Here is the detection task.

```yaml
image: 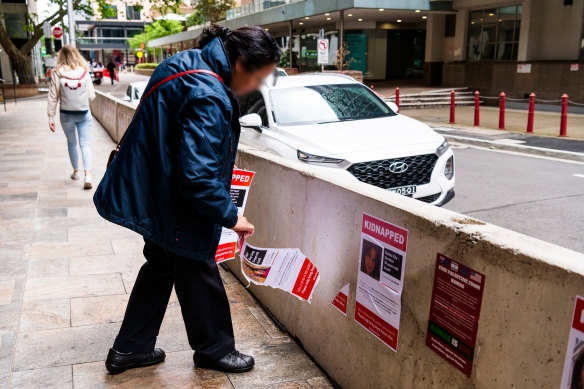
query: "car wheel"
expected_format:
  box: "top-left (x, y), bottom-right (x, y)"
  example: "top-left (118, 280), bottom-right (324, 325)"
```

top-left (94, 79), bottom-right (101, 85)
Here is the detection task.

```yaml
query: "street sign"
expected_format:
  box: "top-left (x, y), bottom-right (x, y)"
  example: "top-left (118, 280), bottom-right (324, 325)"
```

top-left (43, 21), bottom-right (51, 37)
top-left (317, 38), bottom-right (329, 65)
top-left (140, 43), bottom-right (145, 49)
top-left (136, 51), bottom-right (143, 58)
top-left (52, 26), bottom-right (63, 40)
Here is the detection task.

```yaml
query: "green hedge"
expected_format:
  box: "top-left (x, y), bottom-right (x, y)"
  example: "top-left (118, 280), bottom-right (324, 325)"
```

top-left (136, 63), bottom-right (159, 69)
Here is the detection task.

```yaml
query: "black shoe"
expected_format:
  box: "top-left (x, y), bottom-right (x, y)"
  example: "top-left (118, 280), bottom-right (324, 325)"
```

top-left (194, 350), bottom-right (254, 373)
top-left (105, 348), bottom-right (166, 375)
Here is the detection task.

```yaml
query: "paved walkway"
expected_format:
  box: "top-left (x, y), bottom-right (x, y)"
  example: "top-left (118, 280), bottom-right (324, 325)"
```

top-left (0, 98), bottom-right (332, 388)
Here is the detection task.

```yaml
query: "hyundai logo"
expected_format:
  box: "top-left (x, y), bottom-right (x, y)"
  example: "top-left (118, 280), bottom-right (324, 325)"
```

top-left (388, 161), bottom-right (408, 174)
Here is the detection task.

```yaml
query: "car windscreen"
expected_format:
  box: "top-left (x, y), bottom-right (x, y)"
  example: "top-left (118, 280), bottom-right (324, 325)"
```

top-left (270, 83), bottom-right (395, 125)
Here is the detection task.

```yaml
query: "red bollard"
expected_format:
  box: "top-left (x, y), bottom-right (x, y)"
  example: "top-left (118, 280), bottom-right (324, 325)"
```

top-left (396, 87), bottom-right (400, 113)
top-left (474, 91), bottom-right (480, 126)
top-left (449, 90), bottom-right (455, 124)
top-left (499, 92), bottom-right (506, 130)
top-left (526, 93), bottom-right (535, 133)
top-left (560, 94), bottom-right (568, 137)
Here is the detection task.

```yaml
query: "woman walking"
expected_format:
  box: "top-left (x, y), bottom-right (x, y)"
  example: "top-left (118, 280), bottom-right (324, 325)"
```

top-left (94, 25), bottom-right (280, 375)
top-left (48, 44), bottom-right (96, 189)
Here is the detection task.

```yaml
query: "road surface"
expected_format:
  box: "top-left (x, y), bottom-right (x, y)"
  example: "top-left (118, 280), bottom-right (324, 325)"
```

top-left (95, 71), bottom-right (150, 100)
top-left (444, 144), bottom-right (584, 253)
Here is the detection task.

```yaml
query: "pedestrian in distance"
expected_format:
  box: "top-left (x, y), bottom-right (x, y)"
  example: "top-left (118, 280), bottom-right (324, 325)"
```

top-left (47, 44), bottom-right (96, 189)
top-left (94, 24), bottom-right (281, 375)
top-left (106, 59), bottom-right (116, 85)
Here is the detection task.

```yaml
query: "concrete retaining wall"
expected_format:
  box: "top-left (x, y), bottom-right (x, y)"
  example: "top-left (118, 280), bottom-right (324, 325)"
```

top-left (228, 146), bottom-right (584, 389)
top-left (91, 91), bottom-right (584, 389)
top-left (89, 90), bottom-right (135, 143)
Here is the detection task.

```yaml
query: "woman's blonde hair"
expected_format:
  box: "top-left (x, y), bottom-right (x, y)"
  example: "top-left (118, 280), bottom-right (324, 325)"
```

top-left (56, 45), bottom-right (89, 71)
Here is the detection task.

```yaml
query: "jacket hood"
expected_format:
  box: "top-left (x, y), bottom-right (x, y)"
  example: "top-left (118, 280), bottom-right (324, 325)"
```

top-left (200, 37), bottom-right (232, 86)
top-left (54, 65), bottom-right (88, 78)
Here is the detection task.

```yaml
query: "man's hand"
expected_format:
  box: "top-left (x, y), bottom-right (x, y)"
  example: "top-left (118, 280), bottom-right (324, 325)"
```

top-left (49, 123), bottom-right (55, 132)
top-left (232, 214), bottom-right (254, 239)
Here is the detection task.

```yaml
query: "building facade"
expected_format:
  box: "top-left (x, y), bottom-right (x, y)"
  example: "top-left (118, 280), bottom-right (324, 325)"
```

top-left (148, 0), bottom-right (584, 101)
top-left (0, 0), bottom-right (43, 83)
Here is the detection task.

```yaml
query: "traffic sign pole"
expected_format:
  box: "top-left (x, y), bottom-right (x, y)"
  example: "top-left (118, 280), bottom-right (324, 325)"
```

top-left (67, 0), bottom-right (75, 47)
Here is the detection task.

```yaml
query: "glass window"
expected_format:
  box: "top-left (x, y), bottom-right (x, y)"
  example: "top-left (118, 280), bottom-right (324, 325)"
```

top-left (467, 5), bottom-right (522, 62)
top-left (126, 28), bottom-right (143, 38)
top-left (126, 5), bottom-right (142, 20)
top-left (270, 84), bottom-right (394, 126)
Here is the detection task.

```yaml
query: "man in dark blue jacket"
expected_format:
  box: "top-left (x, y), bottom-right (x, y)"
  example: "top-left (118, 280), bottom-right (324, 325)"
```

top-left (94, 26), bottom-right (280, 375)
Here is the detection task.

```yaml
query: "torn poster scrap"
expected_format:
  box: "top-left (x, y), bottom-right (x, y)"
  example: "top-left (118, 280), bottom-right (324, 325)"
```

top-left (215, 169), bottom-right (255, 263)
top-left (331, 283), bottom-right (349, 316)
top-left (240, 241), bottom-right (320, 302)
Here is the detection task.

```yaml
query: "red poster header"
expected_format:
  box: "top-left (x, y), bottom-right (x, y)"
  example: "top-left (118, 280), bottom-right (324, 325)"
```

top-left (362, 214), bottom-right (408, 251)
top-left (572, 297), bottom-right (584, 333)
top-left (232, 170), bottom-right (255, 187)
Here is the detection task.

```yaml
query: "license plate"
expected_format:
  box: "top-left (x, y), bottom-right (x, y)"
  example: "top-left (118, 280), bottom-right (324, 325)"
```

top-left (389, 185), bottom-right (417, 197)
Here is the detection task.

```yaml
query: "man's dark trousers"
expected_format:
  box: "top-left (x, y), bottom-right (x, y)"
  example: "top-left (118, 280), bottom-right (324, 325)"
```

top-left (113, 238), bottom-right (235, 359)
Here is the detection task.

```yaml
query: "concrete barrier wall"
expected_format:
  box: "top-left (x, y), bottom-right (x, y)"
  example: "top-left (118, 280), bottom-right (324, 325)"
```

top-left (91, 91), bottom-right (584, 388)
top-left (228, 146), bottom-right (584, 389)
top-left (90, 90), bottom-right (135, 143)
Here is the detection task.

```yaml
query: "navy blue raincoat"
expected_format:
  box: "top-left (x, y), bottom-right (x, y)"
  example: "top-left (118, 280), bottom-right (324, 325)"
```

top-left (94, 37), bottom-right (240, 261)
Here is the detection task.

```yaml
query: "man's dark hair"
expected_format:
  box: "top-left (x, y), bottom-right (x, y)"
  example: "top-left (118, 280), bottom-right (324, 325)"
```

top-left (198, 24), bottom-right (281, 71)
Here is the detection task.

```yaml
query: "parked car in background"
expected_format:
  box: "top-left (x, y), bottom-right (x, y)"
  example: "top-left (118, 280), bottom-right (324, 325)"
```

top-left (238, 73), bottom-right (455, 206)
top-left (123, 81), bottom-right (148, 106)
top-left (90, 65), bottom-right (103, 85)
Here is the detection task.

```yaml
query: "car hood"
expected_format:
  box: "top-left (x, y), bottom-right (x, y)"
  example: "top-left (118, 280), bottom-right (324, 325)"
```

top-left (277, 115), bottom-right (444, 161)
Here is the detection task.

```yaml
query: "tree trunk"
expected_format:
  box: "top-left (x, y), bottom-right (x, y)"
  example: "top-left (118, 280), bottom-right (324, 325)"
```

top-left (11, 51), bottom-right (36, 85)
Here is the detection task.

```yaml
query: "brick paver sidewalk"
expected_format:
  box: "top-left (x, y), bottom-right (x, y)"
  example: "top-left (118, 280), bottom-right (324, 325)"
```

top-left (0, 97), bottom-right (331, 388)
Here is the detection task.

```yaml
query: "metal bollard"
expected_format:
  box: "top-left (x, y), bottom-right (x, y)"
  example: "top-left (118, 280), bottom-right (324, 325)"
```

top-left (474, 91), bottom-right (480, 126)
top-left (560, 94), bottom-right (568, 137)
top-left (395, 87), bottom-right (400, 113)
top-left (449, 90), bottom-right (455, 124)
top-left (526, 93), bottom-right (535, 133)
top-left (499, 92), bottom-right (505, 130)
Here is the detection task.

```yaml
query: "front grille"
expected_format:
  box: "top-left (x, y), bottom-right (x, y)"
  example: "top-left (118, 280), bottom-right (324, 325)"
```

top-left (417, 193), bottom-right (441, 204)
top-left (347, 154), bottom-right (438, 190)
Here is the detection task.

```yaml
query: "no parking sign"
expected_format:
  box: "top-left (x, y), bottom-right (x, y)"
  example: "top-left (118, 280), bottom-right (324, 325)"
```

top-left (317, 39), bottom-right (329, 65)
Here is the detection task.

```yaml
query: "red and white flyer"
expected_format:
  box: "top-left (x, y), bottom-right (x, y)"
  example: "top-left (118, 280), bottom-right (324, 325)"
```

top-left (561, 296), bottom-right (584, 389)
top-left (331, 283), bottom-right (349, 316)
top-left (354, 213), bottom-right (409, 352)
top-left (240, 241), bottom-right (320, 302)
top-left (215, 169), bottom-right (255, 263)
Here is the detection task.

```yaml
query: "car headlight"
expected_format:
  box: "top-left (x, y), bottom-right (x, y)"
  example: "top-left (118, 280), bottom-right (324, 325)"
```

top-left (444, 156), bottom-right (454, 180)
top-left (297, 150), bottom-right (346, 164)
top-left (436, 140), bottom-right (450, 157)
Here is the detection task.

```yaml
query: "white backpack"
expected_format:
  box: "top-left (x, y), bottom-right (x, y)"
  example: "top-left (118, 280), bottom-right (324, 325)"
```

top-left (59, 70), bottom-right (89, 112)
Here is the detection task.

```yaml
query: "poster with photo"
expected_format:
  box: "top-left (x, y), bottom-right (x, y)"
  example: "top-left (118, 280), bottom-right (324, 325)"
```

top-left (354, 213), bottom-right (409, 352)
top-left (561, 296), bottom-right (584, 389)
top-left (215, 169), bottom-right (255, 263)
top-left (240, 241), bottom-right (320, 302)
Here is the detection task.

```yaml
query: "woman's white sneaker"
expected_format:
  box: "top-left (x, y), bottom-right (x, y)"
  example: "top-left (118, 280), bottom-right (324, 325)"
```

top-left (71, 171), bottom-right (81, 180)
top-left (84, 174), bottom-right (93, 190)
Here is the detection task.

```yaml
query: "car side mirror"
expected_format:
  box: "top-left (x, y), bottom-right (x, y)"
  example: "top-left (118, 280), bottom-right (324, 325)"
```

top-left (122, 95), bottom-right (131, 102)
top-left (239, 113), bottom-right (263, 133)
top-left (386, 101), bottom-right (399, 113)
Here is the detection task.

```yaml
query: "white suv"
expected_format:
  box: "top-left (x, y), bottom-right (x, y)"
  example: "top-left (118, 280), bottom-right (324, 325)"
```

top-left (238, 73), bottom-right (455, 206)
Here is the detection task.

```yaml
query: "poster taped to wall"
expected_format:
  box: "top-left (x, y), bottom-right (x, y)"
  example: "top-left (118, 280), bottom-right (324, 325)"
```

top-left (215, 169), bottom-right (255, 263)
top-left (240, 241), bottom-right (320, 302)
top-left (354, 213), bottom-right (409, 352)
top-left (331, 283), bottom-right (349, 316)
top-left (426, 253), bottom-right (485, 377)
top-left (560, 296), bottom-right (584, 389)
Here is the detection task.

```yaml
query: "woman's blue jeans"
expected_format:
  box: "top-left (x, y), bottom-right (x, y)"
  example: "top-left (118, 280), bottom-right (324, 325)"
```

top-left (60, 111), bottom-right (93, 171)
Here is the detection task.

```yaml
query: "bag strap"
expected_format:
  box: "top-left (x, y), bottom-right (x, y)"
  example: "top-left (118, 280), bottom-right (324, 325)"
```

top-left (63, 69), bottom-right (87, 81)
top-left (114, 69), bottom-right (224, 153)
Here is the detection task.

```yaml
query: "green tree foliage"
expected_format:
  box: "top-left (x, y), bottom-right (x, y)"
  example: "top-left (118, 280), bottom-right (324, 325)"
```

top-left (194, 0), bottom-right (235, 24)
top-left (128, 19), bottom-right (184, 57)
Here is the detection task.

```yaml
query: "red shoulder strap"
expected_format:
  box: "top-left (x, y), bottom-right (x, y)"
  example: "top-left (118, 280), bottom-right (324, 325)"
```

top-left (138, 69), bottom-right (224, 109)
top-left (64, 69), bottom-right (87, 80)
